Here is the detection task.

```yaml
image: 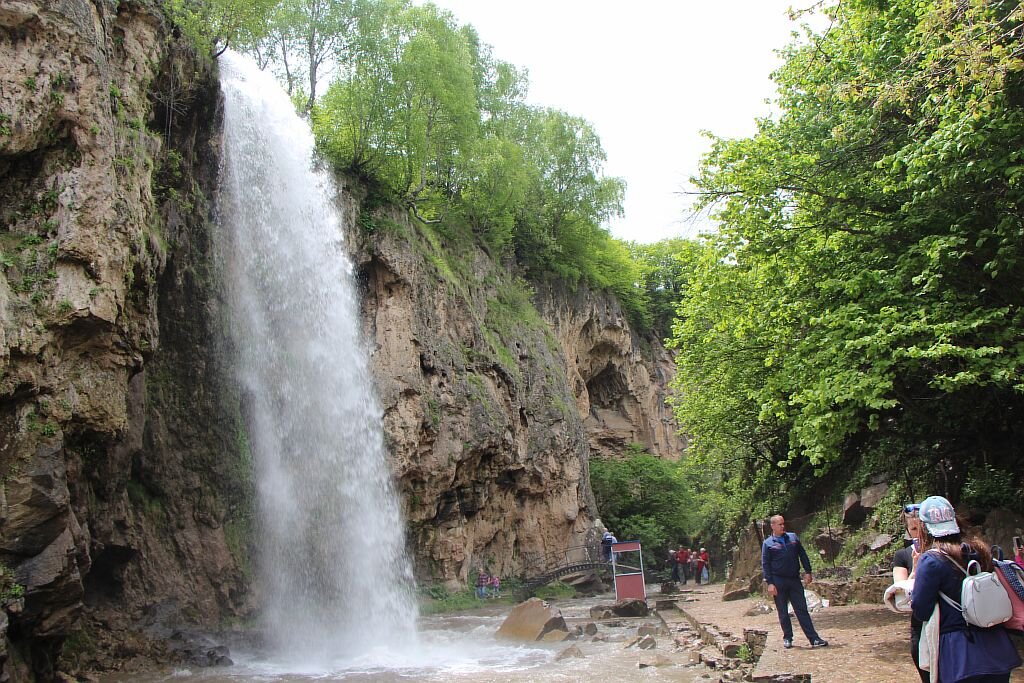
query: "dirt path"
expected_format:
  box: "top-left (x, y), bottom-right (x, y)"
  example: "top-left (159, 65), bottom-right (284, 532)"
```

top-left (661, 583), bottom-right (1024, 682)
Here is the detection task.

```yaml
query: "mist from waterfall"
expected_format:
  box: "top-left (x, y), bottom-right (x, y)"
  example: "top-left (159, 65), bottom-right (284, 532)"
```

top-left (216, 50), bottom-right (418, 667)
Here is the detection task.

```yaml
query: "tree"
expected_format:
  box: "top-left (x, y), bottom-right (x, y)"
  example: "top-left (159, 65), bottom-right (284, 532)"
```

top-left (671, 0), bottom-right (1024, 507)
top-left (167, 0), bottom-right (279, 57)
top-left (589, 449), bottom-right (696, 567)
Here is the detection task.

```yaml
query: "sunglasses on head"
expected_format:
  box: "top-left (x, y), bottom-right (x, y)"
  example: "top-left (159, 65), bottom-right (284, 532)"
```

top-left (904, 504), bottom-right (921, 513)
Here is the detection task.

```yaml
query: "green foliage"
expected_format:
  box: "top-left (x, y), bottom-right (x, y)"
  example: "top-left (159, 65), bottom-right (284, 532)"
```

top-left (670, 0), bottom-right (1024, 519)
top-left (417, 583), bottom-right (484, 615)
top-left (961, 464), bottom-right (1021, 510)
top-left (0, 563), bottom-right (24, 603)
top-left (165, 0), bottom-right (278, 56)
top-left (533, 580), bottom-right (575, 600)
top-left (589, 449), bottom-right (696, 566)
top-left (302, 1), bottom-right (645, 326)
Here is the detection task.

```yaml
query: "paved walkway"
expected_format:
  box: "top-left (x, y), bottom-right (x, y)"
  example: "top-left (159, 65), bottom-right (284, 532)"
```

top-left (663, 583), bottom-right (1024, 682)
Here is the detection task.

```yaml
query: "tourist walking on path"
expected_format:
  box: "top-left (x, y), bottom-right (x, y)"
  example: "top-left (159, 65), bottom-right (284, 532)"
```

top-left (761, 515), bottom-right (828, 649)
top-left (698, 547), bottom-right (710, 584)
top-left (669, 547), bottom-right (680, 581)
top-left (677, 546), bottom-right (691, 584)
top-left (910, 495), bottom-right (1021, 683)
top-left (892, 503), bottom-right (928, 683)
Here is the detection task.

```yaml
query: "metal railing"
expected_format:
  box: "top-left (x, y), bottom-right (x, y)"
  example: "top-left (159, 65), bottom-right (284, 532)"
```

top-left (518, 544), bottom-right (604, 575)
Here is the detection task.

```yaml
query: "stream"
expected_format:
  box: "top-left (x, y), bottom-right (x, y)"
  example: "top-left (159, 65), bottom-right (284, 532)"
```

top-left (104, 591), bottom-right (700, 682)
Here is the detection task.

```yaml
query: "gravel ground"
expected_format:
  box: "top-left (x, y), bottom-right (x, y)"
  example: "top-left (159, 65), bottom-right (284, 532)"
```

top-left (663, 582), bottom-right (1024, 683)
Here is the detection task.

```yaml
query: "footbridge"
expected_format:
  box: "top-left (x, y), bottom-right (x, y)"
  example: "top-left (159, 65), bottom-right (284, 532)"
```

top-left (516, 544), bottom-right (614, 598)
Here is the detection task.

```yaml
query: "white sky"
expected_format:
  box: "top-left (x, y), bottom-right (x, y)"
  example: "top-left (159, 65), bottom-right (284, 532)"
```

top-left (423, 1), bottom-right (822, 244)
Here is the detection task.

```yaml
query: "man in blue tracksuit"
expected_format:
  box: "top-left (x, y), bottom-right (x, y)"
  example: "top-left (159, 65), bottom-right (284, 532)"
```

top-left (761, 515), bottom-right (829, 649)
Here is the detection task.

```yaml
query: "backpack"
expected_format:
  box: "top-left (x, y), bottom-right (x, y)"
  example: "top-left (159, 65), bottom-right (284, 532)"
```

top-left (934, 550), bottom-right (1013, 628)
top-left (993, 559), bottom-right (1024, 631)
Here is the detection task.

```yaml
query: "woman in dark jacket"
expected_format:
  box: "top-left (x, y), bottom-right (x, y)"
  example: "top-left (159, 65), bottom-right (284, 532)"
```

top-left (911, 496), bottom-right (1021, 683)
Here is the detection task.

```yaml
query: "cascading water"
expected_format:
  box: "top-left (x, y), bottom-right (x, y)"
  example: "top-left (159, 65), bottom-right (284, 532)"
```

top-left (216, 51), bottom-right (417, 667)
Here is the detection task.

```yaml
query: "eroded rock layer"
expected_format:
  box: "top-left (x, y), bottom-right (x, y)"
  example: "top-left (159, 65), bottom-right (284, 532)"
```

top-left (349, 210), bottom-right (682, 589)
top-left (1, 2), bottom-right (251, 678)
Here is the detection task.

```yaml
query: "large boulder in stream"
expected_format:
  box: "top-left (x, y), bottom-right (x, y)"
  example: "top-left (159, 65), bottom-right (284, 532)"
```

top-left (496, 598), bottom-right (569, 641)
top-left (590, 598), bottom-right (650, 619)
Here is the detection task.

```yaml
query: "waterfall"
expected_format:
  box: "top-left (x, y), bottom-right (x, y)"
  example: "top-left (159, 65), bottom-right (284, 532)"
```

top-left (216, 51), bottom-right (418, 666)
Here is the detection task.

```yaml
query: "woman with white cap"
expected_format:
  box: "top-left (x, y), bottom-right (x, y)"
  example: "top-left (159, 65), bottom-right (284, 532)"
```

top-left (911, 495), bottom-right (1021, 682)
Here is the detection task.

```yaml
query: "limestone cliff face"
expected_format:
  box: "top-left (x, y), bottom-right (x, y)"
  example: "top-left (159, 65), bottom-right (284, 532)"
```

top-left (349, 208), bottom-right (683, 588)
top-left (0, 2), bottom-right (251, 679)
top-left (533, 283), bottom-right (685, 461)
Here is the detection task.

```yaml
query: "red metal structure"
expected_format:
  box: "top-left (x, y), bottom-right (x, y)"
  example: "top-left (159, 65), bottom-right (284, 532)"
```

top-left (610, 540), bottom-right (646, 602)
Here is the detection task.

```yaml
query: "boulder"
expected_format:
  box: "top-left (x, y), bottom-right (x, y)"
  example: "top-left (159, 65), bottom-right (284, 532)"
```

top-left (860, 482), bottom-right (889, 510)
top-left (869, 534), bottom-right (893, 551)
top-left (583, 622), bottom-right (598, 636)
top-left (744, 602), bottom-right (774, 616)
top-left (496, 598), bottom-right (568, 641)
top-left (637, 634), bottom-right (657, 649)
top-left (722, 574), bottom-right (761, 601)
top-left (590, 598), bottom-right (649, 618)
top-left (612, 598), bottom-right (649, 617)
top-left (555, 644), bottom-right (585, 661)
top-left (843, 482), bottom-right (889, 525)
top-left (814, 528), bottom-right (845, 561)
top-left (843, 492), bottom-right (867, 525)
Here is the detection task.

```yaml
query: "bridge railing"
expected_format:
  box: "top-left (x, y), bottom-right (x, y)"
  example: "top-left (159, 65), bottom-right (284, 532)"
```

top-left (518, 544), bottom-right (604, 577)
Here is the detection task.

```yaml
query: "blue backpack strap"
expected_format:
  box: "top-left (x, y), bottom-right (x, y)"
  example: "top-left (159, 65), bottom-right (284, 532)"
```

top-left (995, 560), bottom-right (1024, 602)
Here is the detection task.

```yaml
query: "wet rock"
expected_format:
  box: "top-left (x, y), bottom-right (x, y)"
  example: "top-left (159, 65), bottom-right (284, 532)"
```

top-left (612, 598), bottom-right (649, 617)
top-left (583, 622), bottom-right (598, 635)
top-left (637, 634), bottom-right (657, 650)
top-left (169, 631), bottom-right (233, 667)
top-left (638, 653), bottom-right (673, 668)
top-left (638, 622), bottom-right (668, 637)
top-left (555, 644), bottom-right (585, 660)
top-left (496, 598), bottom-right (568, 641)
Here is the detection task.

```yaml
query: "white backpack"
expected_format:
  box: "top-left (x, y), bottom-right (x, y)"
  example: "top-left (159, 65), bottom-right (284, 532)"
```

top-left (935, 551), bottom-right (1013, 628)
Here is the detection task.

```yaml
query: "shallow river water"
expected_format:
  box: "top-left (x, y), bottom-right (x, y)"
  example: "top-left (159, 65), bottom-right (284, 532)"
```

top-left (104, 593), bottom-right (697, 683)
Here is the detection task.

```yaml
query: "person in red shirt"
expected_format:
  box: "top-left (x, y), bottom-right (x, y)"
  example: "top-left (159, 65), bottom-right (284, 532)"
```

top-left (676, 546), bottom-right (691, 584)
top-left (696, 548), bottom-right (710, 584)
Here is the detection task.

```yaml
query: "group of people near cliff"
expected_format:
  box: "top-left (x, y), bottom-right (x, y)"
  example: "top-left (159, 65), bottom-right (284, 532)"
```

top-left (759, 496), bottom-right (1024, 683)
top-left (668, 545), bottom-right (710, 584)
top-left (475, 569), bottom-right (500, 599)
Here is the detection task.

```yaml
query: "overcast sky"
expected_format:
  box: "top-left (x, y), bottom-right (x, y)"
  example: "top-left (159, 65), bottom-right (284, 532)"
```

top-left (423, 1), bottom-right (822, 244)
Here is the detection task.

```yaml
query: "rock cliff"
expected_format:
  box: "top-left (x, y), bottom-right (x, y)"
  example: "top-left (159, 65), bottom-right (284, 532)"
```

top-left (0, 3), bottom-right (683, 678)
top-left (1, 1), bottom-right (251, 678)
top-left (349, 210), bottom-right (683, 588)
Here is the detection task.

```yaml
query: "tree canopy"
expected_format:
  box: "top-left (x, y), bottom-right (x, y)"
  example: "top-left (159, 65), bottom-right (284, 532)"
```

top-left (668, 0), bottom-right (1024, 525)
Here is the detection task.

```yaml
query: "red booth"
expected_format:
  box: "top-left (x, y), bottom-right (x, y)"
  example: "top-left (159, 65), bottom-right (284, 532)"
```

top-left (610, 540), bottom-right (646, 602)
